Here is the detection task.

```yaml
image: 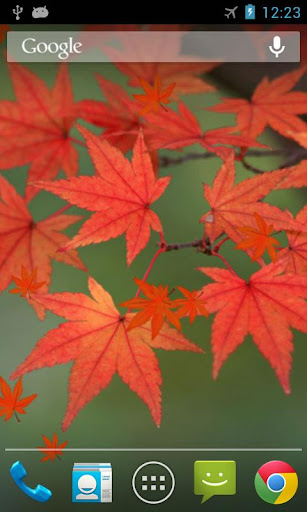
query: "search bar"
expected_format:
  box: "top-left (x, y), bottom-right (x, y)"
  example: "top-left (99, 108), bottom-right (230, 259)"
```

top-left (7, 31), bottom-right (300, 63)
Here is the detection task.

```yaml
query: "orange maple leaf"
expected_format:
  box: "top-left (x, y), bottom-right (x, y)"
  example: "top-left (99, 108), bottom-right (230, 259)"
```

top-left (120, 278), bottom-right (182, 338)
top-left (104, 27), bottom-right (217, 98)
top-left (76, 75), bottom-right (143, 153)
top-left (200, 152), bottom-right (306, 244)
top-left (146, 102), bottom-right (266, 159)
top-left (0, 377), bottom-right (37, 422)
top-left (11, 277), bottom-right (202, 430)
top-left (173, 287), bottom-right (209, 324)
top-left (210, 67), bottom-right (307, 140)
top-left (275, 160), bottom-right (307, 190)
top-left (199, 261), bottom-right (307, 393)
top-left (0, 63), bottom-right (79, 202)
top-left (278, 206), bottom-right (307, 275)
top-left (288, 130), bottom-right (307, 149)
top-left (117, 62), bottom-right (217, 99)
top-left (35, 128), bottom-right (171, 265)
top-left (10, 266), bottom-right (45, 299)
top-left (133, 75), bottom-right (176, 115)
top-left (38, 433), bottom-right (68, 462)
top-left (75, 76), bottom-right (160, 175)
top-left (0, 176), bottom-right (86, 320)
top-left (235, 212), bottom-right (280, 262)
top-left (0, 25), bottom-right (10, 45)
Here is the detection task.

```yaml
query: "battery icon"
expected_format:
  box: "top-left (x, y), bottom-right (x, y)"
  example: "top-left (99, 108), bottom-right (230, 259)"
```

top-left (245, 4), bottom-right (256, 20)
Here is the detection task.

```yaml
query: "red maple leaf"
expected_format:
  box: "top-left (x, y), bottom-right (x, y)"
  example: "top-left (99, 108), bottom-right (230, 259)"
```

top-left (0, 63), bottom-right (79, 201)
top-left (0, 25), bottom-right (10, 45)
top-left (275, 160), bottom-right (307, 190)
top-left (0, 176), bottom-right (86, 319)
top-left (146, 102), bottom-right (266, 158)
top-left (105, 28), bottom-right (218, 99)
top-left (287, 130), bottom-right (307, 148)
top-left (278, 206), bottom-right (307, 275)
top-left (10, 266), bottom-right (45, 299)
top-left (117, 62), bottom-right (217, 99)
top-left (200, 152), bottom-right (306, 244)
top-left (35, 128), bottom-right (171, 265)
top-left (235, 212), bottom-right (280, 262)
top-left (133, 75), bottom-right (176, 115)
top-left (76, 74), bottom-right (142, 153)
top-left (38, 433), bottom-right (68, 462)
top-left (210, 67), bottom-right (307, 140)
top-left (120, 278), bottom-right (181, 338)
top-left (0, 376), bottom-right (37, 422)
top-left (199, 261), bottom-right (307, 393)
top-left (11, 276), bottom-right (203, 430)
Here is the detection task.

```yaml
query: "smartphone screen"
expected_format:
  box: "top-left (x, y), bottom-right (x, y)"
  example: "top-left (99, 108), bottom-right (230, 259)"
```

top-left (0, 3), bottom-right (306, 510)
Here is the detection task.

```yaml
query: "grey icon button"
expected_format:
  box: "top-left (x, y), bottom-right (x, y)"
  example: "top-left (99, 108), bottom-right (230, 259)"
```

top-left (13, 5), bottom-right (23, 20)
top-left (269, 36), bottom-right (286, 58)
top-left (132, 461), bottom-right (175, 504)
top-left (32, 6), bottom-right (49, 19)
top-left (224, 6), bottom-right (238, 19)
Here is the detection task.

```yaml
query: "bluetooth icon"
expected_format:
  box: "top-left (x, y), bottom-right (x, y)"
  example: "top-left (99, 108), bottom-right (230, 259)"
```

top-left (245, 4), bottom-right (256, 20)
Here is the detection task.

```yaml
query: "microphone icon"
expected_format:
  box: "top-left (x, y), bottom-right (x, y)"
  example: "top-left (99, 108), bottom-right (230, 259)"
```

top-left (269, 36), bottom-right (285, 58)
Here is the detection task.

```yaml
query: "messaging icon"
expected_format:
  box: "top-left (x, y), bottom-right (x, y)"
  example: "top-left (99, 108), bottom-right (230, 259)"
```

top-left (194, 461), bottom-right (236, 504)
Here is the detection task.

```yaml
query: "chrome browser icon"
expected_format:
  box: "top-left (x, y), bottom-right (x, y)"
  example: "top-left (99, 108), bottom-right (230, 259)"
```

top-left (255, 461), bottom-right (298, 505)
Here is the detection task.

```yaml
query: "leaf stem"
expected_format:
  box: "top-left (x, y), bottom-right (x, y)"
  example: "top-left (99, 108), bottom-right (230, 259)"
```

top-left (214, 236), bottom-right (230, 252)
top-left (14, 411), bottom-right (21, 423)
top-left (160, 236), bottom-right (236, 274)
top-left (130, 236), bottom-right (236, 306)
top-left (135, 248), bottom-right (165, 299)
top-left (212, 251), bottom-right (237, 276)
top-left (43, 204), bottom-right (72, 222)
top-left (70, 136), bottom-right (87, 148)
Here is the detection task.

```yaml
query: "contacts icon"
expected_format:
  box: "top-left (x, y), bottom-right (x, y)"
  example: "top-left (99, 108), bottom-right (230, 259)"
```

top-left (72, 463), bottom-right (112, 503)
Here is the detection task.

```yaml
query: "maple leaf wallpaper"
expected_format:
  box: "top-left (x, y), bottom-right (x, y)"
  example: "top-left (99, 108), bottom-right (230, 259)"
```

top-left (0, 25), bottom-right (307, 511)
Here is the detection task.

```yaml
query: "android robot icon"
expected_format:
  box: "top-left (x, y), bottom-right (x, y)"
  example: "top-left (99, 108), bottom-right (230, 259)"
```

top-left (32, 6), bottom-right (49, 19)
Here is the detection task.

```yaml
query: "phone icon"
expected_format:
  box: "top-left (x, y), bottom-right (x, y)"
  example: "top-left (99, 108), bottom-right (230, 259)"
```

top-left (10, 461), bottom-right (52, 503)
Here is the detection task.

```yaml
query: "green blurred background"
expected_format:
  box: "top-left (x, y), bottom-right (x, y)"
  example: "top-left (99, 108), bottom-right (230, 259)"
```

top-left (0, 26), bottom-right (306, 511)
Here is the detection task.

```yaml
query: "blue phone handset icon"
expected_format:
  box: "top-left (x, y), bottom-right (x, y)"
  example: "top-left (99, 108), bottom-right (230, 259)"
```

top-left (10, 461), bottom-right (52, 503)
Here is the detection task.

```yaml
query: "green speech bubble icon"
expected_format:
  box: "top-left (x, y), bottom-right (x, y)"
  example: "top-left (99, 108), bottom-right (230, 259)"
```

top-left (194, 461), bottom-right (236, 504)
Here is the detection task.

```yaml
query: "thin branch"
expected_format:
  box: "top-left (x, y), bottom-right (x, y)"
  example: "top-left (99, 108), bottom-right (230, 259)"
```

top-left (279, 147), bottom-right (307, 168)
top-left (160, 152), bottom-right (215, 167)
top-left (241, 147), bottom-right (307, 174)
top-left (164, 239), bottom-right (204, 251)
top-left (159, 148), bottom-right (287, 168)
top-left (159, 237), bottom-right (236, 274)
top-left (160, 147), bottom-right (307, 174)
top-left (241, 157), bottom-right (264, 174)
